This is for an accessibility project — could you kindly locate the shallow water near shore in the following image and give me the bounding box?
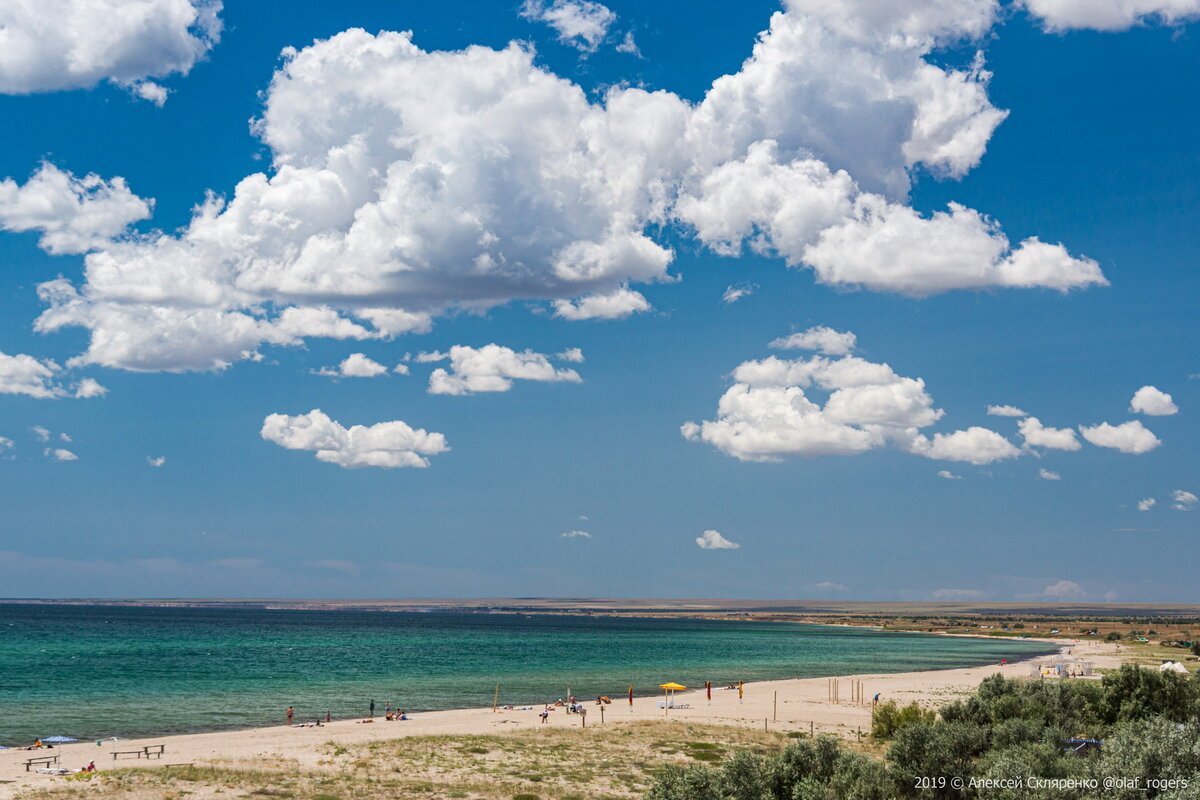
[0,603,1054,743]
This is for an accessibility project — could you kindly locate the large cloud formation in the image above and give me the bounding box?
[28,0,1105,373]
[0,0,222,104]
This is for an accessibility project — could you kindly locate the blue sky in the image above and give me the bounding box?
[0,0,1196,600]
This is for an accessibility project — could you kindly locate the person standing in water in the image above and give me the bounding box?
[286,706,294,725]
[369,699,375,718]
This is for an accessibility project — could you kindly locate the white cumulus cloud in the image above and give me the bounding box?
[0,163,153,254]
[1040,579,1084,599]
[696,529,740,550]
[937,470,962,479]
[1137,497,1156,512]
[1079,420,1161,454]
[561,530,592,538]
[1129,385,1178,416]
[769,325,857,356]
[316,352,389,379]
[0,350,106,399]
[428,344,582,396]
[0,0,222,101]
[261,409,448,469]
[46,447,78,462]
[25,4,1107,374]
[1172,489,1198,511]
[987,404,1027,417]
[683,330,1019,465]
[553,287,652,321]
[1038,468,1061,481]
[147,456,166,467]
[520,0,616,52]
[1022,0,1200,31]
[1019,416,1081,451]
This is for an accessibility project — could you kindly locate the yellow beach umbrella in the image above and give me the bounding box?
[659,682,686,715]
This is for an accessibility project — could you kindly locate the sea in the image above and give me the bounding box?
[0,603,1056,743]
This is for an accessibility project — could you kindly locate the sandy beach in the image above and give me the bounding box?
[0,638,1122,798]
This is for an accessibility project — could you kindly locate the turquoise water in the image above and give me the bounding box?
[0,604,1054,743]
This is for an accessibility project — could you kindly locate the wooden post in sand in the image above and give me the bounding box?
[810,721,814,736]
[773,691,777,722]
[492,684,499,713]
[600,705,604,724]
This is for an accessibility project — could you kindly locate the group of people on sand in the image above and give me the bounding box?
[284,700,411,727]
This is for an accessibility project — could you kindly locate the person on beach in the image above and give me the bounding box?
[738,681,744,703]
[286,706,294,725]
[326,711,331,722]
[540,707,550,724]
[369,699,375,717]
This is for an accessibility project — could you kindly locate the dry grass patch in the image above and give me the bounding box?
[16,723,788,800]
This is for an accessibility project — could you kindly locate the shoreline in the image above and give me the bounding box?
[0,627,1059,745]
[0,639,1113,797]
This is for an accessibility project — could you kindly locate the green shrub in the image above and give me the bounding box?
[871,700,937,739]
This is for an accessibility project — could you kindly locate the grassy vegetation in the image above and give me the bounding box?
[16,723,789,800]
[648,665,1200,800]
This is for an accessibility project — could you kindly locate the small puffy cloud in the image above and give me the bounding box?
[0,0,222,100]
[1019,416,1081,451]
[909,427,1021,465]
[147,456,167,467]
[520,0,616,52]
[74,378,108,398]
[0,437,14,455]
[0,352,105,400]
[428,344,582,396]
[937,470,962,480]
[261,409,448,469]
[46,447,78,462]
[696,529,740,550]
[1038,468,1061,481]
[769,326,857,356]
[0,163,153,254]
[556,347,585,363]
[987,404,1027,417]
[315,352,389,379]
[1137,497,1156,512]
[1,352,63,399]
[553,287,652,321]
[814,581,847,592]
[1022,0,1200,31]
[31,425,51,442]
[1129,385,1178,416]
[721,283,757,305]
[392,363,410,375]
[1079,420,1161,454]
[1172,489,1198,511]
[561,530,592,539]
[1041,579,1085,599]
[932,588,984,600]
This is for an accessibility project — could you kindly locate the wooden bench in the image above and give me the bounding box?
[112,744,166,761]
[24,754,58,771]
